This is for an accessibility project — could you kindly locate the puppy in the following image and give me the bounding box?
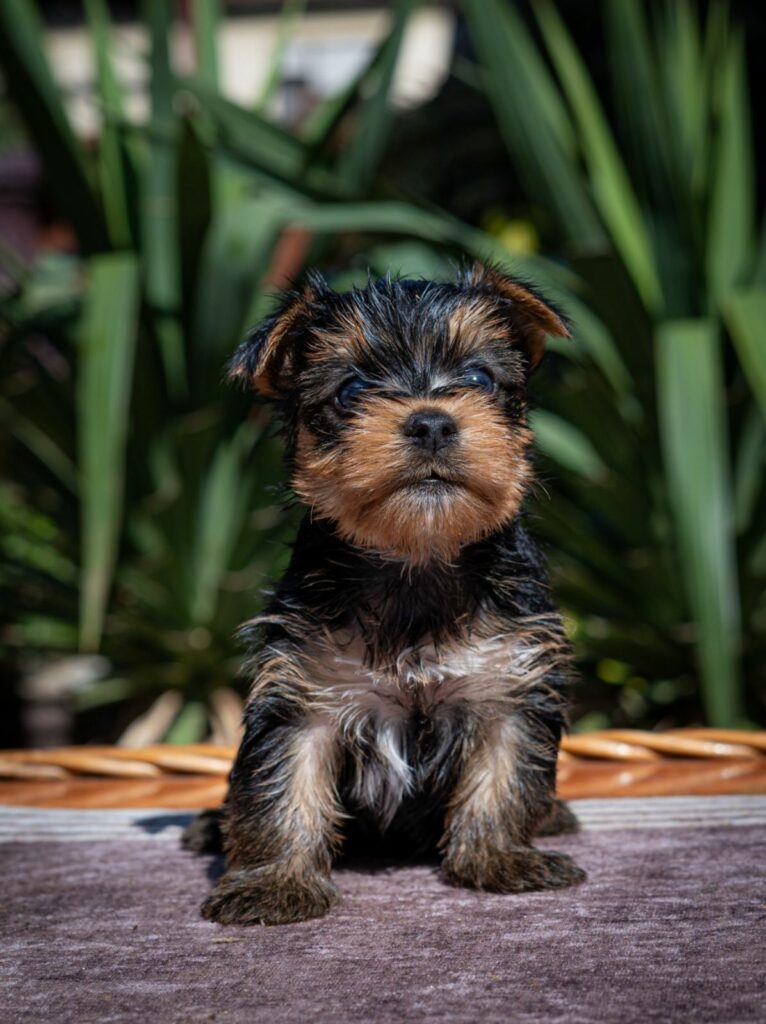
[185,263,586,925]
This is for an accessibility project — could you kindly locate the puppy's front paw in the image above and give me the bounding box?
[201,868,339,926]
[443,848,586,894]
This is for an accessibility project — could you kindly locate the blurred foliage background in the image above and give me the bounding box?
[0,0,764,747]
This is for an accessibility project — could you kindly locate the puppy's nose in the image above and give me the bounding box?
[403,410,458,452]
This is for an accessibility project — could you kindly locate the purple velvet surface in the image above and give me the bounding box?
[2,826,764,1024]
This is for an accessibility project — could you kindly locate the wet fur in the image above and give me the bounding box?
[190,265,585,925]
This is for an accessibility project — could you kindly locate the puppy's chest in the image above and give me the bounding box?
[305,628,536,720]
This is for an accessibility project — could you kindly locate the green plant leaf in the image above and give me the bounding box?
[191,197,284,379]
[655,318,742,725]
[534,1,662,311]
[143,0,179,313]
[77,253,140,650]
[658,0,708,199]
[270,197,533,272]
[0,399,79,492]
[189,423,259,626]
[180,79,342,198]
[733,404,765,535]
[337,0,419,192]
[84,0,133,248]
[752,217,766,286]
[462,0,604,248]
[0,0,108,252]
[531,410,608,480]
[299,29,390,150]
[603,0,670,196]
[191,0,220,88]
[257,0,307,113]
[724,289,766,416]
[558,297,635,408]
[706,30,754,305]
[142,0,186,399]
[177,115,213,339]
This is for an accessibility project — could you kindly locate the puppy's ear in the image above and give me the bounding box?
[227,278,323,397]
[463,263,570,371]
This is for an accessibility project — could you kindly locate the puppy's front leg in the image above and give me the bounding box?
[203,694,343,926]
[440,713,585,893]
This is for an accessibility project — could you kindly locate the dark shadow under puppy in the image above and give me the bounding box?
[189,265,587,925]
[182,798,579,857]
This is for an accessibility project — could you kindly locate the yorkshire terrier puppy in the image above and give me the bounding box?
[184,263,586,925]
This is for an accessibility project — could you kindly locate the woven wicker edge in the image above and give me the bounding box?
[0,729,764,781]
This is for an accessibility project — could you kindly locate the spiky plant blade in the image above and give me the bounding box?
[257,0,307,113]
[189,423,259,626]
[83,0,133,248]
[179,80,345,199]
[77,253,140,650]
[534,1,661,311]
[658,0,708,198]
[190,197,284,380]
[604,0,669,194]
[725,290,766,415]
[143,0,186,399]
[656,319,742,725]
[461,0,604,248]
[531,411,608,480]
[733,405,765,535]
[337,0,419,192]
[706,30,754,305]
[191,0,220,87]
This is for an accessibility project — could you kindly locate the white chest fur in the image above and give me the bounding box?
[306,628,547,714]
[302,628,546,826]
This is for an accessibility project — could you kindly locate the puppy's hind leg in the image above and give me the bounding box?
[534,799,580,837]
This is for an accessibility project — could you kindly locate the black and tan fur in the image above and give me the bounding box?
[185,263,586,925]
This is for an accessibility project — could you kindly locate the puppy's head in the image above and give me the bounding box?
[229,264,569,564]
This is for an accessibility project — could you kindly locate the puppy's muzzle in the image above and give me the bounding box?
[402,409,459,453]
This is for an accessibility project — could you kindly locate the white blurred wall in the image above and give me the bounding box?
[44,6,456,137]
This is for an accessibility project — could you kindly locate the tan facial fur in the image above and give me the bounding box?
[293,391,533,564]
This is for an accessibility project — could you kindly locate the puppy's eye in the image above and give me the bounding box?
[335,377,370,412]
[461,367,496,392]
